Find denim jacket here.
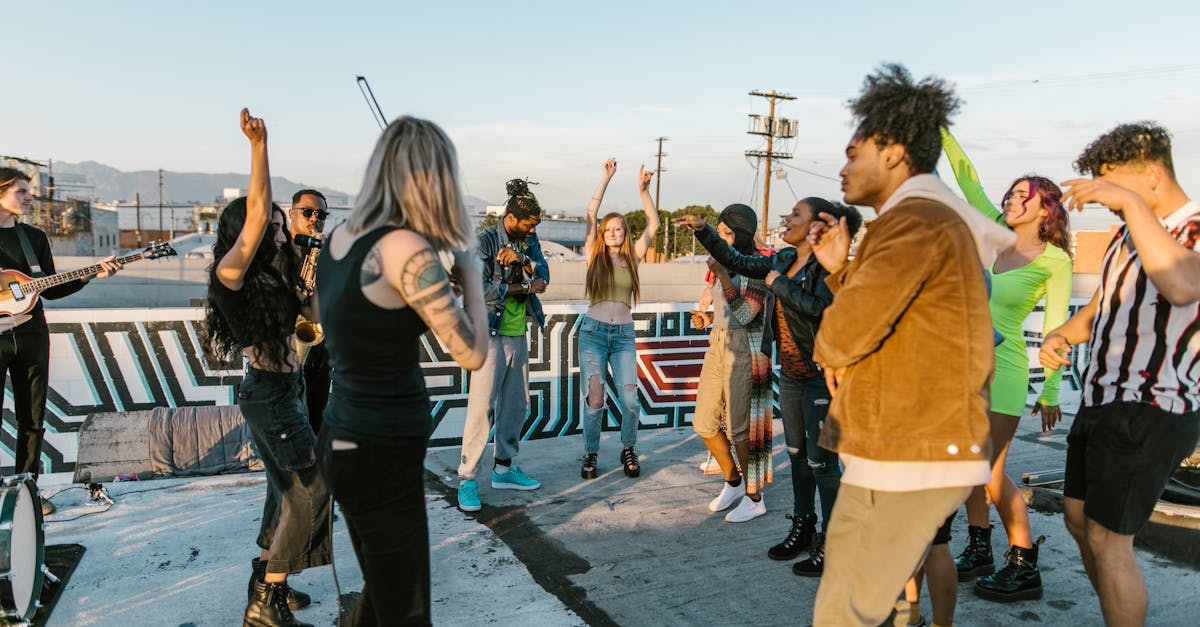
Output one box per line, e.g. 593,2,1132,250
476,224,550,335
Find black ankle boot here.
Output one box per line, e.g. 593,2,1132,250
244,580,313,627
768,513,817,560
248,558,311,611
955,524,995,581
791,531,825,577
974,540,1044,602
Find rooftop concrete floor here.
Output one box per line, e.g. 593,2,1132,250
45,419,1199,626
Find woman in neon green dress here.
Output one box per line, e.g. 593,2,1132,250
942,128,1073,602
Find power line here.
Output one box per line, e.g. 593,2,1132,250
778,161,840,182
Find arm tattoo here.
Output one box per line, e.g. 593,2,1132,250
400,248,478,359
360,247,383,286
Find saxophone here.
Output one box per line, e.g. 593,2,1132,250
294,234,324,363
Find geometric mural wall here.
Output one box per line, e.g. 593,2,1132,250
2,301,1091,480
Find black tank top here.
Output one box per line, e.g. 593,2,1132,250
317,226,432,441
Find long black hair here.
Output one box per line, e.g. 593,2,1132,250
202,197,300,369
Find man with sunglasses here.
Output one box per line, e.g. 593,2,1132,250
289,189,331,433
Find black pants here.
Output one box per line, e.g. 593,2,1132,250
239,367,333,574
323,431,431,626
0,329,51,477
303,342,331,434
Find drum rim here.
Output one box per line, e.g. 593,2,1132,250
0,475,45,621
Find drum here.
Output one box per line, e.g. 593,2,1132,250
0,474,44,623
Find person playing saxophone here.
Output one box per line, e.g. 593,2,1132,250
288,189,330,434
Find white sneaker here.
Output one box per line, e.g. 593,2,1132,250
708,482,742,512
699,453,722,475
724,495,766,523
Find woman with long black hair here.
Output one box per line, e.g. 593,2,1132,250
313,115,489,625
203,109,331,627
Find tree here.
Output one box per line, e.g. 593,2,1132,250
477,212,500,233
663,204,719,259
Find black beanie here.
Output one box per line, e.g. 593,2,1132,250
718,203,758,255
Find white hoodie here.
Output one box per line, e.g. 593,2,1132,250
878,173,1016,267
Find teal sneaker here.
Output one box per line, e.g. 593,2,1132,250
458,480,481,512
491,466,541,491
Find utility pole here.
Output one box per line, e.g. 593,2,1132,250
746,90,796,239
157,168,164,242
654,137,668,261
135,192,142,247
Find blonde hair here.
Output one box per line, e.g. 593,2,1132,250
349,116,470,252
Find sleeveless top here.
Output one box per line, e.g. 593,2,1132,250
317,226,433,441
589,264,634,308
209,270,299,349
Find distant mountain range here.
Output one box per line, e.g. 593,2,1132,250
52,161,490,211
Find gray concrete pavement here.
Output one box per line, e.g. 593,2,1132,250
40,423,1200,626
425,425,1200,626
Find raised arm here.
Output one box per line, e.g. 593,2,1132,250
633,165,659,261
676,216,773,278
1062,178,1200,306
584,158,617,259
940,127,1005,225
384,230,489,370
216,108,272,291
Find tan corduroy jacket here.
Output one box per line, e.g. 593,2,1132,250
813,197,993,463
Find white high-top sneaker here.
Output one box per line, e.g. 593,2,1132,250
724,494,766,523
709,482,742,512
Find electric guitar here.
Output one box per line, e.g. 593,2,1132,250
0,241,177,317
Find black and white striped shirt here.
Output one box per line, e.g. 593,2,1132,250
1082,200,1200,414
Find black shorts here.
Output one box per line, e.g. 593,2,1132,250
932,512,954,546
1064,401,1200,535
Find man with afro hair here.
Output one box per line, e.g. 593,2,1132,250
806,64,1015,625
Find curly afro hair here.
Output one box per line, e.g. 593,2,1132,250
1074,122,1174,178
847,63,962,174
504,178,542,220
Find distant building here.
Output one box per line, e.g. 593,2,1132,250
92,206,119,255
95,200,204,248
222,188,242,201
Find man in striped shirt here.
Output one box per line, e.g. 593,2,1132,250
1041,122,1200,626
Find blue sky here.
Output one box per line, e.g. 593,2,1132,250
11,1,1200,228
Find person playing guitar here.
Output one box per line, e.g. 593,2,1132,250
0,167,123,515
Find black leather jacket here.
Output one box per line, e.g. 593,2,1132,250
695,224,832,374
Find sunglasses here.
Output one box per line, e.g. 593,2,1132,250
300,208,329,220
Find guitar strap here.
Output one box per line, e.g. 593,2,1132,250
13,225,46,277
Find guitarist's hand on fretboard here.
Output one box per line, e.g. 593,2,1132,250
81,255,125,283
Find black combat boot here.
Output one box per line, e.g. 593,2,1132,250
768,513,817,560
791,531,826,577
954,524,995,581
248,558,311,611
974,540,1044,602
244,580,313,627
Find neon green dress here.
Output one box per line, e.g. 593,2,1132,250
942,129,1073,416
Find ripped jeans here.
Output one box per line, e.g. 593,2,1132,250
779,373,841,531
578,317,640,454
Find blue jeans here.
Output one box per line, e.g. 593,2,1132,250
779,374,841,530
578,317,639,453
